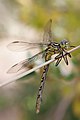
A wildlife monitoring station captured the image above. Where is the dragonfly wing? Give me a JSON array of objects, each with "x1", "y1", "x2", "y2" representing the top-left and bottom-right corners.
[
  {"x1": 7, "y1": 50, "x2": 45, "y2": 73},
  {"x1": 7, "y1": 41, "x2": 47, "y2": 52},
  {"x1": 7, "y1": 19, "x2": 53, "y2": 52},
  {"x1": 7, "y1": 59, "x2": 28, "y2": 73},
  {"x1": 43, "y1": 19, "x2": 53, "y2": 43}
]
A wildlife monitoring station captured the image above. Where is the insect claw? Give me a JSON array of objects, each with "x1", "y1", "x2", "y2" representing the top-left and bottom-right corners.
[
  {"x1": 66, "y1": 61, "x2": 68, "y2": 65},
  {"x1": 67, "y1": 53, "x2": 71, "y2": 58}
]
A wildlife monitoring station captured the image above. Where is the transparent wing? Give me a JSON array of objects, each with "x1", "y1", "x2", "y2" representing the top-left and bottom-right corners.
[
  {"x1": 7, "y1": 19, "x2": 53, "y2": 52},
  {"x1": 7, "y1": 41, "x2": 47, "y2": 52},
  {"x1": 43, "y1": 19, "x2": 53, "y2": 43},
  {"x1": 7, "y1": 50, "x2": 45, "y2": 73}
]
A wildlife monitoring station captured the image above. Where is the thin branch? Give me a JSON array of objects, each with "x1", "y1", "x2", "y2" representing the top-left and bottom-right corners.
[{"x1": 0, "y1": 45, "x2": 80, "y2": 88}]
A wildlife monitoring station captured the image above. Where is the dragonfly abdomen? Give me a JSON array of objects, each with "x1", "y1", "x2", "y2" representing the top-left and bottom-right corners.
[
  {"x1": 36, "y1": 64, "x2": 49, "y2": 113},
  {"x1": 36, "y1": 51, "x2": 52, "y2": 113}
]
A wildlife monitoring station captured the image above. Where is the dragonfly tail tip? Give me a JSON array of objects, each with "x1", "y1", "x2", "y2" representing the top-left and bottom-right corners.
[{"x1": 36, "y1": 108, "x2": 40, "y2": 114}]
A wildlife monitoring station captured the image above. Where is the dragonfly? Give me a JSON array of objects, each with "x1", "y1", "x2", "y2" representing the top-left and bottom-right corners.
[{"x1": 7, "y1": 19, "x2": 74, "y2": 113}]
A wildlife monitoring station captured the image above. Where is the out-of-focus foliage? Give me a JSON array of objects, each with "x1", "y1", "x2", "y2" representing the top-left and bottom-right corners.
[
  {"x1": 0, "y1": 0, "x2": 80, "y2": 120},
  {"x1": 17, "y1": 0, "x2": 80, "y2": 52}
]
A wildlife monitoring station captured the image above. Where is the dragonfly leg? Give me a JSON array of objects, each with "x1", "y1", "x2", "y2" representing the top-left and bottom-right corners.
[
  {"x1": 62, "y1": 49, "x2": 72, "y2": 65},
  {"x1": 55, "y1": 57, "x2": 62, "y2": 66},
  {"x1": 63, "y1": 49, "x2": 71, "y2": 58},
  {"x1": 55, "y1": 52, "x2": 69, "y2": 65},
  {"x1": 59, "y1": 51, "x2": 69, "y2": 65},
  {"x1": 66, "y1": 52, "x2": 71, "y2": 58},
  {"x1": 55, "y1": 53, "x2": 63, "y2": 66},
  {"x1": 55, "y1": 53, "x2": 62, "y2": 59},
  {"x1": 63, "y1": 54, "x2": 68, "y2": 65}
]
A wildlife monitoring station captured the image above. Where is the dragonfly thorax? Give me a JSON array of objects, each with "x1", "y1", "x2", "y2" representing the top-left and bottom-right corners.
[{"x1": 49, "y1": 42, "x2": 60, "y2": 51}]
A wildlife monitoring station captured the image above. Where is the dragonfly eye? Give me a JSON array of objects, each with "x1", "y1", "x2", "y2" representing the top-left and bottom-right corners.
[{"x1": 60, "y1": 39, "x2": 69, "y2": 49}]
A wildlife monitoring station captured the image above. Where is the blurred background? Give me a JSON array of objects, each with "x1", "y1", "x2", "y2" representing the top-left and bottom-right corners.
[{"x1": 0, "y1": 0, "x2": 80, "y2": 120}]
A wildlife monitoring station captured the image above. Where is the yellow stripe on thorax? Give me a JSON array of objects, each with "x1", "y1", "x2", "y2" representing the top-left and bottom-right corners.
[{"x1": 45, "y1": 47, "x2": 54, "y2": 61}]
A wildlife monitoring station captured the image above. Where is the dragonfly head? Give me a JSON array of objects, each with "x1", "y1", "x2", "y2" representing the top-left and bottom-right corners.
[{"x1": 60, "y1": 39, "x2": 70, "y2": 49}]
